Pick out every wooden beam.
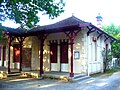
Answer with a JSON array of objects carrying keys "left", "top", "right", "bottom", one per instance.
[
  {"left": 87, "top": 26, "right": 95, "bottom": 36},
  {"left": 64, "top": 28, "right": 81, "bottom": 40},
  {"left": 104, "top": 35, "right": 109, "bottom": 42},
  {"left": 64, "top": 30, "right": 82, "bottom": 77},
  {"left": 8, "top": 36, "right": 15, "bottom": 73},
  {"left": 70, "top": 31, "right": 74, "bottom": 77},
  {"left": 97, "top": 32, "right": 103, "bottom": 40}
]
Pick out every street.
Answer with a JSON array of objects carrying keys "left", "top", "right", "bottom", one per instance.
[{"left": 0, "top": 72, "right": 120, "bottom": 90}]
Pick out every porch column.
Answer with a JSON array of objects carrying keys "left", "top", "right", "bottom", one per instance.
[
  {"left": 19, "top": 38, "right": 23, "bottom": 72},
  {"left": 2, "top": 46, "right": 4, "bottom": 66},
  {"left": 39, "top": 34, "right": 44, "bottom": 76},
  {"left": 17, "top": 37, "right": 26, "bottom": 72},
  {"left": 70, "top": 32, "right": 74, "bottom": 77},
  {"left": 64, "top": 30, "right": 81, "bottom": 77},
  {"left": 8, "top": 37, "right": 12, "bottom": 73}
]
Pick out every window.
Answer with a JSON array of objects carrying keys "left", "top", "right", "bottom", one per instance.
[
  {"left": 60, "top": 42, "right": 68, "bottom": 63},
  {"left": 50, "top": 42, "right": 57, "bottom": 63}
]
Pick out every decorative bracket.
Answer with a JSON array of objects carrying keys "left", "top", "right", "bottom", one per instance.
[
  {"left": 43, "top": 34, "right": 49, "bottom": 41},
  {"left": 87, "top": 26, "right": 96, "bottom": 36},
  {"left": 97, "top": 31, "right": 103, "bottom": 40},
  {"left": 38, "top": 34, "right": 49, "bottom": 41},
  {"left": 104, "top": 35, "right": 109, "bottom": 42},
  {"left": 17, "top": 37, "right": 26, "bottom": 45},
  {"left": 8, "top": 36, "right": 15, "bottom": 45},
  {"left": 64, "top": 28, "right": 81, "bottom": 42}
]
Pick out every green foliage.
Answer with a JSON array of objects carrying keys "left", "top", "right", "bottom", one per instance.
[
  {"left": 0, "top": 0, "right": 65, "bottom": 28},
  {"left": 102, "top": 23, "right": 119, "bottom": 36},
  {"left": 0, "top": 24, "right": 7, "bottom": 41},
  {"left": 102, "top": 48, "right": 112, "bottom": 72},
  {"left": 102, "top": 24, "right": 120, "bottom": 58}
]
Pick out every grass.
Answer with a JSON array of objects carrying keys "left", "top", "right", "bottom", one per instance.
[{"left": 91, "top": 67, "right": 120, "bottom": 77}]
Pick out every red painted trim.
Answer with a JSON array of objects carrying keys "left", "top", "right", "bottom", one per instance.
[
  {"left": 19, "top": 40, "right": 23, "bottom": 72},
  {"left": 70, "top": 31, "right": 74, "bottom": 77},
  {"left": 64, "top": 30, "right": 81, "bottom": 77},
  {"left": 8, "top": 44, "right": 10, "bottom": 73},
  {"left": 8, "top": 37, "right": 12, "bottom": 73}
]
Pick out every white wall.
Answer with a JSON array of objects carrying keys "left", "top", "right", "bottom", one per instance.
[{"left": 86, "top": 28, "right": 112, "bottom": 75}]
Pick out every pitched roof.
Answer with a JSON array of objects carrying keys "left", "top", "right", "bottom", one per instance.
[
  {"left": 28, "top": 16, "right": 90, "bottom": 33},
  {"left": 2, "top": 26, "right": 27, "bottom": 36},
  {"left": 2, "top": 16, "right": 116, "bottom": 41}
]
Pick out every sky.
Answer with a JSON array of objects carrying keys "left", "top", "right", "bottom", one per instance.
[{"left": 2, "top": 0, "right": 120, "bottom": 28}]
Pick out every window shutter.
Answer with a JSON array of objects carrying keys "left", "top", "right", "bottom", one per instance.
[
  {"left": 60, "top": 42, "right": 68, "bottom": 63},
  {"left": 50, "top": 42, "right": 57, "bottom": 63}
]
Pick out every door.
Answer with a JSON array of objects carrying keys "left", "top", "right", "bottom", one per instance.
[{"left": 22, "top": 48, "right": 31, "bottom": 69}]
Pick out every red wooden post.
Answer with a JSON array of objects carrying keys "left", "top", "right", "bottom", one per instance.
[
  {"left": 16, "top": 37, "right": 26, "bottom": 72},
  {"left": 19, "top": 39, "right": 23, "bottom": 72},
  {"left": 70, "top": 31, "right": 74, "bottom": 77},
  {"left": 39, "top": 35, "right": 44, "bottom": 76},
  {"left": 8, "top": 42, "right": 11, "bottom": 73},
  {"left": 8, "top": 37, "right": 11, "bottom": 73}
]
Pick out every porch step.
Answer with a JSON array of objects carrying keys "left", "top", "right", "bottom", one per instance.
[
  {"left": 8, "top": 72, "right": 21, "bottom": 77},
  {"left": 73, "top": 74, "right": 92, "bottom": 82}
]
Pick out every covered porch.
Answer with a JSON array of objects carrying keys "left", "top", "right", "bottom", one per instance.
[
  {"left": 3, "top": 16, "right": 90, "bottom": 78},
  {"left": 2, "top": 16, "right": 116, "bottom": 78}
]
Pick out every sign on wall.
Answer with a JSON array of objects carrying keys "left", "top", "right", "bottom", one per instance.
[{"left": 74, "top": 51, "right": 80, "bottom": 59}]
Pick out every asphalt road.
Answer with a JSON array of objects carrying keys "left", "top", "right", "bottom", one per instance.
[{"left": 0, "top": 72, "right": 120, "bottom": 90}]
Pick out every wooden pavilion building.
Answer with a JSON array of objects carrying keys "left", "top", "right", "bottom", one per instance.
[{"left": 0, "top": 16, "right": 116, "bottom": 77}]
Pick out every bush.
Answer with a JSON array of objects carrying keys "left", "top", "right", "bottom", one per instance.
[
  {"left": 0, "top": 71, "right": 7, "bottom": 79},
  {"left": 20, "top": 72, "right": 39, "bottom": 78}
]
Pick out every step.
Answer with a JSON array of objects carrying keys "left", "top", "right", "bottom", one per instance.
[
  {"left": 73, "top": 74, "right": 86, "bottom": 79},
  {"left": 72, "top": 74, "right": 92, "bottom": 82},
  {"left": 8, "top": 72, "right": 21, "bottom": 77}
]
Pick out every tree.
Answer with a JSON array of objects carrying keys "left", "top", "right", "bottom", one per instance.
[
  {"left": 102, "top": 24, "right": 120, "bottom": 58},
  {"left": 0, "top": 0, "right": 65, "bottom": 28},
  {"left": 102, "top": 48, "right": 112, "bottom": 72}
]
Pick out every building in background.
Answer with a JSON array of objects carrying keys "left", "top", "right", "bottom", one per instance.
[{"left": 96, "top": 13, "right": 103, "bottom": 29}]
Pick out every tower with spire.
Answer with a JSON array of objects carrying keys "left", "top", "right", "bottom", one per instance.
[{"left": 96, "top": 13, "right": 103, "bottom": 28}]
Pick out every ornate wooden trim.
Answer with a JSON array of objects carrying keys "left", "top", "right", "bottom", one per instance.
[
  {"left": 97, "top": 31, "right": 103, "bottom": 40},
  {"left": 87, "top": 26, "right": 96, "bottom": 36},
  {"left": 104, "top": 35, "right": 109, "bottom": 42}
]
